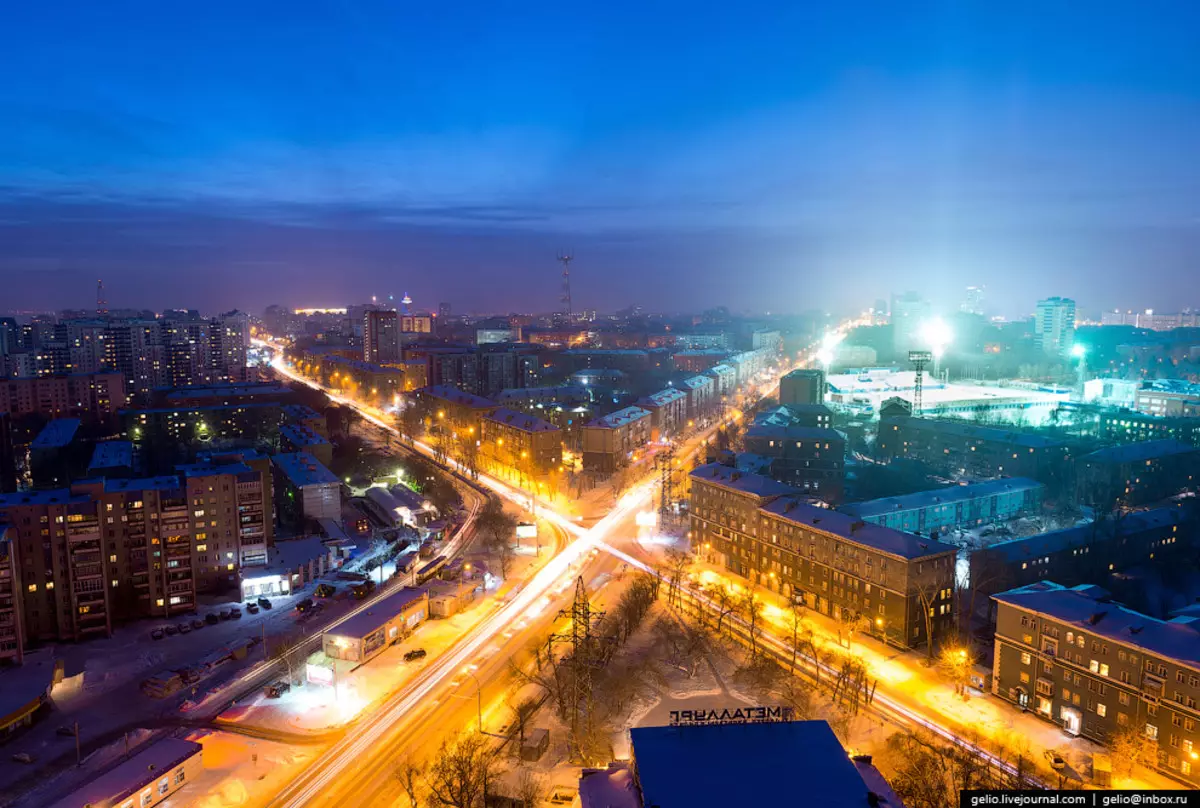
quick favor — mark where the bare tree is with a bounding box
[886,728,999,808]
[512,766,547,808]
[505,694,541,749]
[662,548,692,609]
[785,596,809,674]
[1109,723,1157,779]
[393,757,425,808]
[713,586,736,638]
[426,733,501,808]
[738,589,763,657]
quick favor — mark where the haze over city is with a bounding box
[4,4,1200,808]
[2,2,1199,315]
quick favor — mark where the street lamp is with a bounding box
[462,666,483,733]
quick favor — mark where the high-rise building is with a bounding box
[890,291,931,355]
[1034,296,1076,356]
[364,309,400,364]
[961,285,985,316]
[437,302,452,319]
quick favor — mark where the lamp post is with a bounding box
[463,666,483,733]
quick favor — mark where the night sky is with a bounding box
[1,2,1197,317]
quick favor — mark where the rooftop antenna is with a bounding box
[557,252,574,318]
[96,279,107,316]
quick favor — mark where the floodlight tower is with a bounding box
[920,317,953,382]
[908,350,933,415]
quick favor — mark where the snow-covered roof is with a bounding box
[589,406,651,429]
[637,387,688,409]
[994,581,1200,669]
[1082,439,1197,465]
[47,738,202,808]
[31,418,81,450]
[762,497,958,561]
[679,375,714,391]
[744,424,842,442]
[485,407,559,433]
[841,478,1043,519]
[281,422,331,447]
[88,440,133,472]
[689,463,796,499]
[419,385,495,409]
[983,506,1186,563]
[273,452,339,487]
[327,587,428,640]
[886,416,1066,448]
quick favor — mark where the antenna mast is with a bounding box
[557,252,574,318]
[96,279,107,316]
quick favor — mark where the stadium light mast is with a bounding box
[908,350,933,415]
[920,318,953,381]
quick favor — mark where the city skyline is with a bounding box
[2,2,1199,315]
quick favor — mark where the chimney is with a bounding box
[849,520,866,534]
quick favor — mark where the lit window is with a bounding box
[27,583,37,593]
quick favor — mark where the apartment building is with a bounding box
[779,369,825,407]
[1076,440,1199,508]
[0,459,275,645]
[636,387,688,441]
[689,463,957,649]
[679,374,716,424]
[841,478,1044,535]
[279,422,333,467]
[411,385,497,439]
[0,525,23,663]
[877,416,1072,485]
[363,309,400,364]
[0,372,126,425]
[993,581,1200,785]
[742,424,845,502]
[1134,380,1200,419]
[581,406,652,473]
[1097,409,1200,448]
[481,407,562,476]
[969,506,1192,608]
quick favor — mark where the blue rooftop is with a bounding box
[1083,438,1197,464]
[88,440,133,472]
[841,478,1043,520]
[631,721,879,808]
[32,418,81,449]
[273,451,339,487]
[590,406,652,429]
[280,422,331,446]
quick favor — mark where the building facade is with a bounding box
[481,407,563,477]
[841,478,1044,535]
[993,581,1200,785]
[742,424,845,502]
[1035,297,1077,357]
[581,406,652,473]
[1076,440,1199,508]
[689,463,957,649]
[779,369,825,407]
[0,372,126,425]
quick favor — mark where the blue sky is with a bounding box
[1,1,1197,315]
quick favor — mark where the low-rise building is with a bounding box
[240,536,333,600]
[412,384,496,438]
[841,478,1044,535]
[742,424,845,502]
[273,452,342,526]
[690,462,957,649]
[1097,409,1200,448]
[322,586,429,664]
[1076,439,1199,508]
[679,374,716,424]
[671,349,728,374]
[992,581,1200,785]
[705,363,737,398]
[48,737,203,808]
[581,406,652,473]
[779,368,825,407]
[153,382,294,408]
[1134,379,1200,419]
[30,418,84,488]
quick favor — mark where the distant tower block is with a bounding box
[557,252,574,318]
[96,279,108,315]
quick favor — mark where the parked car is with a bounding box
[403,648,427,662]
[246,603,260,614]
[151,628,165,640]
[315,584,336,598]
[229,607,242,619]
[11,752,34,764]
[1045,749,1066,770]
[164,625,179,636]
[265,680,291,698]
[352,580,376,599]
[177,623,191,635]
[219,609,232,620]
[295,598,315,613]
[191,618,205,630]
[205,613,220,625]
[258,597,272,609]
